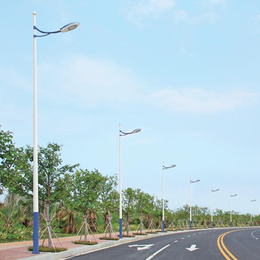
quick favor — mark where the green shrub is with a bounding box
[28,246,67,252]
[73,241,98,245]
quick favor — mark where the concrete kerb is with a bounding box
[19,227,252,260]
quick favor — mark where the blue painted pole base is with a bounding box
[190,221,192,230]
[162,220,165,232]
[230,221,232,227]
[250,222,252,226]
[119,218,123,239]
[32,212,39,254]
[211,221,213,228]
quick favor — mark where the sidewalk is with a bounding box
[0,233,120,260]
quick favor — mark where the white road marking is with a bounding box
[146,244,171,260]
[186,244,199,252]
[181,237,185,240]
[193,234,196,236]
[256,238,258,240]
[129,244,154,250]
[187,235,190,237]
[174,240,178,243]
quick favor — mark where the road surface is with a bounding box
[68,228,260,260]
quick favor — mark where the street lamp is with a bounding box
[32,12,79,254]
[210,188,220,228]
[119,124,141,239]
[190,178,200,230]
[162,163,176,232]
[230,194,237,227]
[250,199,256,226]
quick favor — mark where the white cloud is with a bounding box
[151,88,260,113]
[173,9,217,24]
[126,0,176,24]
[38,56,143,108]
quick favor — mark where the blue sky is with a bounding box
[1,0,260,215]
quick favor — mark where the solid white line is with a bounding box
[146,244,171,260]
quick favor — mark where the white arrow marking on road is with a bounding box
[186,244,199,252]
[129,244,154,250]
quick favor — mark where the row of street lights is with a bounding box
[118,128,257,236]
[31,12,258,254]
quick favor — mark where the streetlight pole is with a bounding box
[119,125,141,239]
[190,178,200,230]
[230,194,237,227]
[210,188,219,228]
[32,12,79,254]
[162,163,176,232]
[250,199,256,226]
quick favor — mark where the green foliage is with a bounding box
[0,226,33,242]
[0,128,30,195]
[72,169,105,215]
[1,126,259,243]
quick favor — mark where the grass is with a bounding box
[99,237,119,241]
[73,241,98,245]
[121,235,135,237]
[28,246,67,252]
[55,233,77,237]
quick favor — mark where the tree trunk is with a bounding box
[126,213,129,235]
[46,203,54,248]
[84,213,88,242]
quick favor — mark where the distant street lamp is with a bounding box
[190,178,200,230]
[162,163,176,232]
[210,188,220,228]
[250,199,256,226]
[119,124,141,239]
[230,194,237,227]
[32,12,79,254]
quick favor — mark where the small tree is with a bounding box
[100,175,118,238]
[72,169,104,242]
[23,143,78,248]
[123,188,137,236]
[0,127,29,195]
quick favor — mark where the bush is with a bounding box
[99,237,119,240]
[0,227,33,242]
[28,246,67,252]
[73,241,98,245]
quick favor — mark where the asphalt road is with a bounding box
[68,228,260,260]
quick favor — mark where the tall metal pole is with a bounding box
[189,178,192,230]
[230,196,232,227]
[162,162,164,232]
[230,194,237,227]
[251,202,252,226]
[211,189,213,228]
[250,199,256,226]
[32,11,39,254]
[211,189,219,228]
[119,124,122,238]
